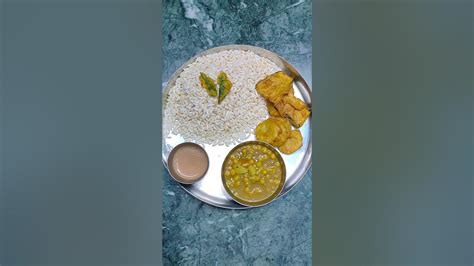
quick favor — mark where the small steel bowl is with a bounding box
[167,142,209,184]
[221,141,286,207]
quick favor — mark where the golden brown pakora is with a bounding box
[255,119,280,144]
[274,95,311,128]
[281,94,307,110]
[255,117,290,147]
[271,117,291,147]
[278,130,303,154]
[266,100,281,117]
[256,71,293,103]
[254,71,311,153]
[256,71,310,128]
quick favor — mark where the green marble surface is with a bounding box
[162,0,312,264]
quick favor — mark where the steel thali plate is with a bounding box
[162,45,312,209]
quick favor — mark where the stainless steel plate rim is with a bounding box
[163,44,312,209]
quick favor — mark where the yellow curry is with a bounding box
[222,142,285,205]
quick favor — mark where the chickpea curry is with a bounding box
[222,142,285,205]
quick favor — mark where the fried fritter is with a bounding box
[266,100,281,117]
[256,71,310,128]
[271,117,291,147]
[255,117,290,146]
[282,95,307,110]
[279,130,303,154]
[274,95,310,128]
[255,71,310,153]
[255,71,293,103]
[255,119,280,144]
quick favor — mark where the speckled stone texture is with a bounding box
[163,0,312,264]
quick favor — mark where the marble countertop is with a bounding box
[162,0,312,264]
